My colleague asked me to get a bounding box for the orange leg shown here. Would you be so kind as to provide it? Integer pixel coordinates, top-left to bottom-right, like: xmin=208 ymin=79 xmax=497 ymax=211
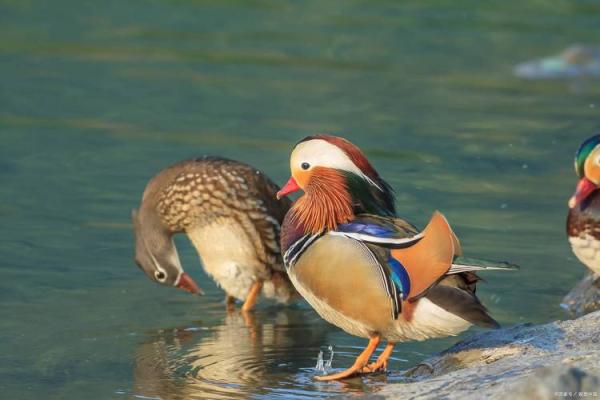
xmin=241 ymin=281 xmax=263 ymax=312
xmin=315 ymin=336 xmax=381 ymax=381
xmin=361 ymin=342 xmax=394 ymax=373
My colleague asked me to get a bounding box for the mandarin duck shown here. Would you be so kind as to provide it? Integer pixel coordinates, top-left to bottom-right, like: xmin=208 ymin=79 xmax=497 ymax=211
xmin=276 ymin=135 xmax=518 ymax=381
xmin=567 ymin=134 xmax=600 ymax=276
xmin=132 ymin=156 xmax=297 ymax=311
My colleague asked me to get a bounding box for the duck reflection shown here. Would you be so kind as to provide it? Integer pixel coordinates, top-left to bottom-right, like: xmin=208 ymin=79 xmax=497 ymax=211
xmin=132 ymin=308 xmax=330 ymax=399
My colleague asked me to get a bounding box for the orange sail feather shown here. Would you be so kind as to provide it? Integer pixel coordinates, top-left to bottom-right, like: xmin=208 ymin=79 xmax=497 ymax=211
xmin=391 ymin=211 xmax=455 ymax=300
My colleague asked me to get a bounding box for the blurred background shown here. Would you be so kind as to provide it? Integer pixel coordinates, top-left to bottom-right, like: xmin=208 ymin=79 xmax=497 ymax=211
xmin=1 ymin=1 xmax=599 ymax=399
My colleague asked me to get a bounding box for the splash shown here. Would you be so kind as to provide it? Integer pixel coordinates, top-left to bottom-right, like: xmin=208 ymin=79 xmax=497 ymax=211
xmin=315 ymin=345 xmax=334 ymax=374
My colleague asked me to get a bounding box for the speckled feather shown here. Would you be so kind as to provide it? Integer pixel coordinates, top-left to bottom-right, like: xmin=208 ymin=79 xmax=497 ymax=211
xmin=138 ymin=156 xmax=296 ymax=302
xmin=147 ymin=157 xmax=289 ymax=271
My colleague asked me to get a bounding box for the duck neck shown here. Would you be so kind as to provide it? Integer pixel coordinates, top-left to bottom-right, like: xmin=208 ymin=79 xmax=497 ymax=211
xmin=290 ymin=168 xmax=354 ymax=234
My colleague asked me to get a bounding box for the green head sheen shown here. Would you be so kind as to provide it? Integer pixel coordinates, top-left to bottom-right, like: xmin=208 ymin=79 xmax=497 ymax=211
xmin=575 ymin=134 xmax=600 ymax=178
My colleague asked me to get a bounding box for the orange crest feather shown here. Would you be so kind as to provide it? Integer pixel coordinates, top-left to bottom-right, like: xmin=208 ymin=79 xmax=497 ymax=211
xmin=291 ymin=167 xmax=354 ymax=233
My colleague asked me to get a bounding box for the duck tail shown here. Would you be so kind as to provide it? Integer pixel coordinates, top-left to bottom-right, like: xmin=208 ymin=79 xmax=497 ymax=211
xmin=449 ymin=256 xmax=520 ymax=274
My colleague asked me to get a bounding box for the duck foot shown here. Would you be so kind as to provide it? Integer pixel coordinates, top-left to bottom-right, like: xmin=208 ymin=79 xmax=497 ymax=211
xmin=315 ymin=336 xmax=380 ymax=381
xmin=361 ymin=342 xmax=395 ymax=373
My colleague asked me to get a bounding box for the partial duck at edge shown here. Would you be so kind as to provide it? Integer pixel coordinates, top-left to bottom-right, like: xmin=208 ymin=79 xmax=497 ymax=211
xmin=567 ymin=134 xmax=600 ymax=276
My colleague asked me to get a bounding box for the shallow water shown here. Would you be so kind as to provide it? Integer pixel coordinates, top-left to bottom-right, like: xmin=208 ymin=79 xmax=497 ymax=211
xmin=2 ymin=1 xmax=600 ymax=399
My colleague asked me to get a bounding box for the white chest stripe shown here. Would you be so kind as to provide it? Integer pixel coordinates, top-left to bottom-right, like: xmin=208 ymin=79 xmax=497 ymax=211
xmin=328 ymin=230 xmax=424 ymax=246
xmin=284 ymin=233 xmax=322 ymax=268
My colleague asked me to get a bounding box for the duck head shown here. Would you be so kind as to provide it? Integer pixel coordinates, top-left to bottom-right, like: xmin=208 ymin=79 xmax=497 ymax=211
xmin=277 ymin=134 xmax=395 ymax=233
xmin=569 ymin=134 xmax=600 ymax=209
xmin=132 ymin=208 xmax=203 ymax=295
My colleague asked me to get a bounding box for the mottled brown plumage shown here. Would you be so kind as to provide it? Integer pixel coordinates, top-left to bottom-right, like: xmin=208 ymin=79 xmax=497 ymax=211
xmin=133 ymin=156 xmax=298 ymax=309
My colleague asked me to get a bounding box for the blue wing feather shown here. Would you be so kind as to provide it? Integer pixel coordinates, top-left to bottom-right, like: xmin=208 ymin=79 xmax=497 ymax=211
xmin=388 ymin=257 xmax=411 ymax=300
xmin=333 ymin=220 xmax=423 ymax=247
xmin=337 ymin=222 xmax=399 ymax=237
xmin=336 ymin=217 xmax=415 ymax=303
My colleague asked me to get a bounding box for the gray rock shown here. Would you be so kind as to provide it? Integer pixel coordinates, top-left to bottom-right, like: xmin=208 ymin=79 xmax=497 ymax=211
xmin=562 ymin=272 xmax=600 ymax=317
xmin=513 ymin=366 xmax=600 ymax=400
xmin=380 ymin=311 xmax=600 ymax=399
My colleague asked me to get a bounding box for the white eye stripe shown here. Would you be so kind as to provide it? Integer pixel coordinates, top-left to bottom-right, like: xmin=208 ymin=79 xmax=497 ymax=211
xmin=293 ymin=139 xmax=382 ymax=191
xmin=154 ymin=270 xmax=167 ymax=282
xmin=147 ymin=248 xmax=169 ymax=282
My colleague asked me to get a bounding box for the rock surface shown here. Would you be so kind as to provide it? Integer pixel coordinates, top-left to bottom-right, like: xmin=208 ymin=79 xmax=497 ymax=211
xmin=562 ymin=272 xmax=600 ymax=317
xmin=379 ymin=311 xmax=600 ymax=399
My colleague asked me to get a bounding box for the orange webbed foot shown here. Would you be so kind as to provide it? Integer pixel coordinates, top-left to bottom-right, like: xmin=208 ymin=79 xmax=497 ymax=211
xmin=360 ymin=343 xmax=394 ymax=373
xmin=315 ymin=364 xmax=364 ymax=381
xmin=314 ymin=336 xmax=380 ymax=381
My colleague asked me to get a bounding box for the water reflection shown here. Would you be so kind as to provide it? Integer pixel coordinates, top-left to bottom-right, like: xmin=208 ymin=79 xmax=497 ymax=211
xmin=5 ymin=0 xmax=600 ymax=398
xmin=132 ymin=308 xmax=338 ymax=399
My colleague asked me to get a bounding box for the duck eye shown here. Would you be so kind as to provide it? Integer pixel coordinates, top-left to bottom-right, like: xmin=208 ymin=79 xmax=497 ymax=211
xmin=301 ymin=162 xmax=310 ymax=170
xmin=155 ymin=271 xmax=166 ymax=282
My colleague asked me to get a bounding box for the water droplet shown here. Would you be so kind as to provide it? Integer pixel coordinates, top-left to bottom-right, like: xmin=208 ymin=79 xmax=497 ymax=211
xmin=325 ymin=345 xmax=334 ymax=369
xmin=314 ymin=346 xmax=335 ymax=374
xmin=315 ymin=350 xmax=324 ymax=372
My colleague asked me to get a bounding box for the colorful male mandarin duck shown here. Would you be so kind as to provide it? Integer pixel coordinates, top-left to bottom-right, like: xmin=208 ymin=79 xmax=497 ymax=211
xmin=567 ymin=135 xmax=600 ymax=276
xmin=133 ymin=157 xmax=297 ymax=311
xmin=277 ymin=135 xmax=518 ymax=381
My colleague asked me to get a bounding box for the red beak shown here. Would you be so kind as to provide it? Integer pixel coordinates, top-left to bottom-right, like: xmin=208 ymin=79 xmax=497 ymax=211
xmin=276 ymin=177 xmax=301 ymax=199
xmin=176 ymin=272 xmax=204 ymax=295
xmin=569 ymin=177 xmax=597 ymax=208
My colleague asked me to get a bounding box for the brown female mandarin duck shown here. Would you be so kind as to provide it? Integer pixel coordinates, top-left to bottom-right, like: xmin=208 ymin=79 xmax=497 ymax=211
xmin=132 ymin=157 xmax=297 ymax=311
xmin=277 ymin=135 xmax=518 ymax=381
xmin=567 ymin=134 xmax=600 ymax=275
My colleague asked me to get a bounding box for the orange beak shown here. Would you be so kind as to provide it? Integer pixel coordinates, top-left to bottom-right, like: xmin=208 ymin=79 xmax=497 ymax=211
xmin=176 ymin=272 xmax=204 ymax=295
xmin=569 ymin=177 xmax=597 ymax=208
xmin=276 ymin=177 xmax=301 ymax=199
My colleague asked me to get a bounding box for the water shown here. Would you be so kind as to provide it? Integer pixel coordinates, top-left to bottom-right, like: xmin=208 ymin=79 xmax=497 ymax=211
xmin=1 ymin=0 xmax=600 ymax=398
xmin=314 ymin=346 xmax=334 ymax=375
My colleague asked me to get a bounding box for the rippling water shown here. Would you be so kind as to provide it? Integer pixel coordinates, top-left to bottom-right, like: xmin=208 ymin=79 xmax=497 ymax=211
xmin=2 ymin=0 xmax=600 ymax=398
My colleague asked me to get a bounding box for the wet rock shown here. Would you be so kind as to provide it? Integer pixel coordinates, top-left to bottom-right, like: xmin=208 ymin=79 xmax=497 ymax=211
xmin=380 ymin=311 xmax=600 ymax=399
xmin=562 ymin=272 xmax=600 ymax=317
xmin=513 ymin=366 xmax=600 ymax=400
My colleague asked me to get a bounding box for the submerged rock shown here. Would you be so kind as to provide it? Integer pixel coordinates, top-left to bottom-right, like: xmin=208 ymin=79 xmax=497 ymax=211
xmin=562 ymin=272 xmax=600 ymax=317
xmin=380 ymin=311 xmax=600 ymax=399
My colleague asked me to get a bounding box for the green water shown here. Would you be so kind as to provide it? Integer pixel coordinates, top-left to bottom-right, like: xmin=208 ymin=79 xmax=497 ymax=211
xmin=2 ymin=1 xmax=600 ymax=398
